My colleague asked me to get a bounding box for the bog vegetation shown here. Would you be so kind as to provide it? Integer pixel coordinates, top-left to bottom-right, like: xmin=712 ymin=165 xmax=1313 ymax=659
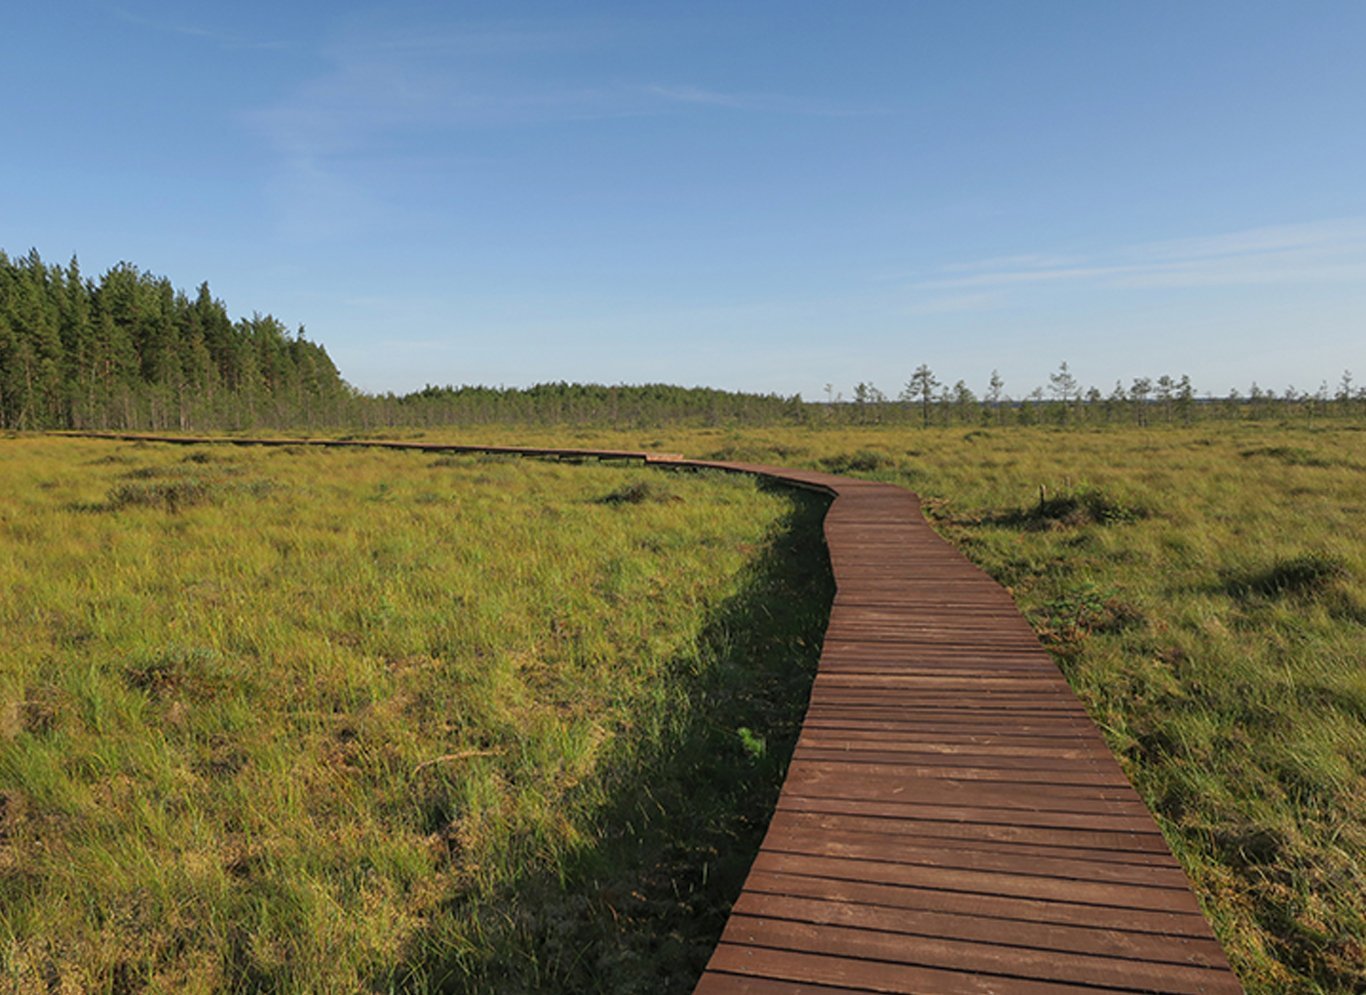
xmin=0 ymin=438 xmax=831 ymax=992
xmin=377 ymin=420 xmax=1361 ymax=994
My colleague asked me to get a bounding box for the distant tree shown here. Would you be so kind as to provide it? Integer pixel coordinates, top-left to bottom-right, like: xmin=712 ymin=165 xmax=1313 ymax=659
xmin=951 ymin=380 xmax=976 ymax=424
xmin=1083 ymin=385 xmax=1102 ymax=422
xmin=1105 ymin=380 xmax=1126 ymax=423
xmin=1155 ymin=374 xmax=1175 ymax=422
xmin=1048 ymin=361 xmax=1078 ymax=424
xmin=1048 ymin=361 xmax=1077 ymax=403
xmin=902 ymin=364 xmax=939 ymax=428
xmin=983 ymin=369 xmax=1005 ymax=424
xmin=1130 ymin=377 xmax=1152 ymax=426
xmin=1175 ymin=374 xmax=1195 ymax=425
xmin=936 ymin=383 xmax=953 ymax=425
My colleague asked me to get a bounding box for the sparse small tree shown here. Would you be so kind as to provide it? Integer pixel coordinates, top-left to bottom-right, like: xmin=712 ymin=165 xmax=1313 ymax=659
xmin=1130 ymin=377 xmax=1152 ymax=426
xmin=1155 ymin=374 xmax=1175 ymax=422
xmin=951 ymin=379 xmax=976 ymax=425
xmin=1106 ymin=380 xmax=1126 ymax=423
xmin=902 ymin=364 xmax=939 ymax=429
xmin=1175 ymin=374 xmax=1194 ymax=425
xmin=1337 ymin=370 xmax=1354 ymax=403
xmin=1049 ymin=361 xmax=1078 ymax=424
xmin=1083 ymin=385 xmax=1102 ymax=422
xmin=984 ymin=369 xmax=1005 ymax=424
xmin=1048 ymin=361 xmax=1077 ymax=403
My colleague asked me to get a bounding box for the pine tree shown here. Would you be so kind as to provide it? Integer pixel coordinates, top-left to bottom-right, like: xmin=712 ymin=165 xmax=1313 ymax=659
xmin=902 ymin=364 xmax=939 ymax=429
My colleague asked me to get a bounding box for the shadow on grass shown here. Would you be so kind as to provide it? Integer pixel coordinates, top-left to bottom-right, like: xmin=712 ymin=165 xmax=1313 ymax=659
xmin=391 ymin=484 xmax=834 ymax=994
xmin=1222 ymin=552 xmax=1349 ymax=600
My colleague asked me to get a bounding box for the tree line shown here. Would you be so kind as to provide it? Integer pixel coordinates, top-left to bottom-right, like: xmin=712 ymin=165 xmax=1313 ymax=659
xmin=835 ymin=361 xmax=1364 ymax=428
xmin=0 ymin=249 xmax=349 ymax=430
xmin=3 ymin=249 xmax=1361 ymax=431
xmin=359 ymin=381 xmax=803 ymax=429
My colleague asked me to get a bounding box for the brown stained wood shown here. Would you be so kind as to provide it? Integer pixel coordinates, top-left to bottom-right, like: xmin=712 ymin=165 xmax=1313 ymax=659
xmin=758 ymin=828 xmax=1194 ymax=890
xmin=794 ymin=731 xmax=1123 ymax=760
xmin=776 ymin=794 xmax=1168 ymax=836
xmin=705 ymin=945 xmax=1116 ymax=995
xmin=770 ymin=811 xmax=1176 ymax=861
xmin=60 ymin=435 xmax=1241 ymax=993
xmin=720 ymin=916 xmax=1241 ymax=995
xmin=680 ymin=461 xmax=1243 ymax=993
xmin=739 ymin=869 xmax=1212 ymax=938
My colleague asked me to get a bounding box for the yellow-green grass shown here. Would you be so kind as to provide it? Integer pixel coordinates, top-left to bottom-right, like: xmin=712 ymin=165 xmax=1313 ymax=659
xmin=10 ymin=422 xmax=1364 ymax=992
xmin=0 ymin=437 xmax=832 ymax=993
xmin=398 ymin=420 xmax=1361 ymax=994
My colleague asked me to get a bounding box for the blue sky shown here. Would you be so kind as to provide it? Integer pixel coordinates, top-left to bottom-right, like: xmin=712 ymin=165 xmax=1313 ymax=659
xmin=4 ymin=1 xmax=1364 ymax=399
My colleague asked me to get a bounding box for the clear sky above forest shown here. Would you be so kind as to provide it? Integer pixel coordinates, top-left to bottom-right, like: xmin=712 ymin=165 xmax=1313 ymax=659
xmin=4 ymin=1 xmax=1364 ymax=398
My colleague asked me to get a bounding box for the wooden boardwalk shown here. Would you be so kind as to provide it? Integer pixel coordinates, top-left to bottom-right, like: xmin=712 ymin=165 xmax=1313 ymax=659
xmin=56 ymin=434 xmax=1242 ymax=992
xmin=677 ymin=461 xmax=1242 ymax=994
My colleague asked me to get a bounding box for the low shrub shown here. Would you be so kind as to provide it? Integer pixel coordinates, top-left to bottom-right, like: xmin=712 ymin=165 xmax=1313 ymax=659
xmin=1032 ymin=583 xmax=1144 ymax=649
xmin=999 ymin=484 xmax=1148 ymax=529
xmin=597 ymin=481 xmax=681 ymax=505
xmin=106 ymin=477 xmax=221 ymax=512
xmin=1239 ymin=446 xmax=1337 ymax=468
xmin=818 ymin=449 xmax=895 ymax=474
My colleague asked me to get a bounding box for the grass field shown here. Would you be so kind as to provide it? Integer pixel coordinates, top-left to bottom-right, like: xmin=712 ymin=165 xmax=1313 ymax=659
xmin=3 ymin=422 xmax=1363 ymax=993
xmin=0 ymin=437 xmax=831 ymax=993
xmin=355 ymin=419 xmax=1364 ymax=994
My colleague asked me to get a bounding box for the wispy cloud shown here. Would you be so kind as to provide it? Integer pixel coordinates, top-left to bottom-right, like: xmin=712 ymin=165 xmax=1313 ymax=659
xmin=937 ymin=252 xmax=1085 ymax=274
xmin=645 ymin=84 xmax=883 ymax=117
xmin=104 ymin=3 xmax=287 ymax=51
xmin=242 ymin=17 xmax=876 ymax=239
xmin=247 ymin=25 xmax=874 ymax=159
xmin=905 ymin=291 xmax=1006 ymax=315
xmin=916 ymin=219 xmax=1366 ymax=295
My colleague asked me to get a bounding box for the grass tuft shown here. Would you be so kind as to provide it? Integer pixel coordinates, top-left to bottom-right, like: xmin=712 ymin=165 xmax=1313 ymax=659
xmin=123 ymin=645 xmax=230 ymax=700
xmin=182 ymin=450 xmax=229 ymax=465
xmin=1224 ymin=552 xmax=1351 ymax=600
xmin=1001 ymin=483 xmax=1148 ymax=529
xmin=818 ymin=449 xmax=895 ymax=473
xmin=1240 ymin=445 xmax=1339 ymax=468
xmin=1031 ymin=584 xmax=1144 ymax=652
xmin=106 ymin=477 xmax=222 ymax=512
xmin=597 ymin=480 xmax=681 ymax=505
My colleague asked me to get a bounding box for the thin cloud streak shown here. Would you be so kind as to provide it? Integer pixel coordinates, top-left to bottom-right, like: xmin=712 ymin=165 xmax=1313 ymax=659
xmin=918 ymin=218 xmax=1366 ymax=293
xmin=104 ymin=3 xmax=288 ymax=50
xmin=247 ymin=19 xmax=877 ymax=155
xmin=645 ymin=83 xmax=885 ymax=117
xmin=243 ymin=18 xmax=881 ymax=239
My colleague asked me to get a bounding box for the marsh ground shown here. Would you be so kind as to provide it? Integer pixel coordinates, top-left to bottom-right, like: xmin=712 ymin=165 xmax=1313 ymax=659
xmin=0 ymin=438 xmax=831 ymax=992
xmin=2 ymin=421 xmax=1363 ymax=993
xmin=378 ymin=419 xmax=1364 ymax=993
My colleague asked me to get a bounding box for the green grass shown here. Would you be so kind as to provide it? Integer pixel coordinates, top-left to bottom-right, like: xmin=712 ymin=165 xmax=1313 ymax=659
xmin=6 ymin=422 xmax=1364 ymax=993
xmin=0 ymin=438 xmax=831 ymax=993
xmin=391 ymin=421 xmax=1364 ymax=994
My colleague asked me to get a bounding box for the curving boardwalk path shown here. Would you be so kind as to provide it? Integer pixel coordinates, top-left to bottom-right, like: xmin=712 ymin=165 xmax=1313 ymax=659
xmin=675 ymin=462 xmax=1242 ymax=994
xmin=56 ymin=434 xmax=1242 ymax=993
